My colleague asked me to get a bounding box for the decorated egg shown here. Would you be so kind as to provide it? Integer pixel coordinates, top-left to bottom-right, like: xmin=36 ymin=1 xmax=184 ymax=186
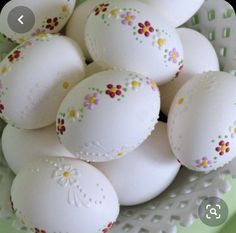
xmin=66 ymin=0 xmax=105 ymax=60
xmin=85 ymin=0 xmax=184 ymax=85
xmin=168 ymin=71 xmax=236 ymax=172
xmin=93 ymin=122 xmax=180 ymax=206
xmin=139 ymin=0 xmax=204 ymax=27
xmin=0 ymin=0 xmax=76 ymax=43
xmin=0 ymin=33 xmax=16 ymax=62
xmin=0 ymin=34 xmax=85 ymax=129
xmin=57 ymin=70 xmax=160 ymax=162
xmin=11 ymin=157 xmax=119 ymax=233
xmin=2 ymin=124 xmax=75 ymax=174
xmin=160 ymin=28 xmax=219 ymax=115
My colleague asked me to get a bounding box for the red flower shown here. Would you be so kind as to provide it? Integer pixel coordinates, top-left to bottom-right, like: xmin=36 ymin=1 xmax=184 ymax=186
xmin=175 ymin=64 xmax=184 ymax=79
xmin=102 ymin=222 xmax=114 ymax=233
xmin=138 ymin=21 xmax=154 ymax=37
xmin=95 ymin=3 xmax=110 ymax=16
xmin=215 ymin=140 xmax=230 ymax=156
xmin=35 ymin=228 xmax=46 ymax=233
xmin=106 ymin=84 xmax=122 ymax=98
xmin=57 ymin=118 xmax=66 ymax=135
xmin=0 ymin=102 xmax=4 ymax=114
xmin=46 ymin=17 xmax=59 ymax=30
xmin=8 ymin=50 xmax=21 ymax=63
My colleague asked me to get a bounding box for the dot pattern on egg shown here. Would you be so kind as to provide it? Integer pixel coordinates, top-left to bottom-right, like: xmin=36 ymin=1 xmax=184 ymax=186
xmin=44 ymin=158 xmax=106 ymax=208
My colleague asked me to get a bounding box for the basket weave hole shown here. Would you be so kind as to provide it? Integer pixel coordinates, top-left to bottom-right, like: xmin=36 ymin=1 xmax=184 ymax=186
xmin=203 ymin=179 xmax=213 ymax=188
xmin=122 ymin=224 xmax=133 ymax=232
xmin=151 ymin=215 xmax=162 ymax=223
xmin=178 ymin=201 xmax=188 ymax=209
xmin=138 ymin=228 xmax=149 ymax=233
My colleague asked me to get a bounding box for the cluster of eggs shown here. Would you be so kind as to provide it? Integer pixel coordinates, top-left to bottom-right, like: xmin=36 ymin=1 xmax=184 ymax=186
xmin=0 ymin=0 xmax=236 ymax=233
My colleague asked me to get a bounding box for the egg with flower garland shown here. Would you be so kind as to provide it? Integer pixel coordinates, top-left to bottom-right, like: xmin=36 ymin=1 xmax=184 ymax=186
xmin=57 ymin=70 xmax=160 ymax=162
xmin=168 ymin=71 xmax=236 ymax=172
xmin=0 ymin=0 xmax=76 ymax=43
xmin=0 ymin=34 xmax=85 ymax=129
xmin=85 ymin=0 xmax=184 ymax=85
xmin=11 ymin=157 xmax=119 ymax=233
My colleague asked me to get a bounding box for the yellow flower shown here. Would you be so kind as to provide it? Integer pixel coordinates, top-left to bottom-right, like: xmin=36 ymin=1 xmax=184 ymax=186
xmin=63 ymin=81 xmax=70 ymax=90
xmin=62 ymin=4 xmax=69 ymax=13
xmin=157 ymin=38 xmax=166 ymax=48
xmin=178 ymin=98 xmax=184 ymax=105
xmin=0 ymin=65 xmax=10 ymax=76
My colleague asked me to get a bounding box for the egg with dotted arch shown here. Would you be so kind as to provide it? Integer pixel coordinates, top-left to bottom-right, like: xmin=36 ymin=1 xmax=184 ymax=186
xmin=85 ymin=0 xmax=184 ymax=85
xmin=168 ymin=71 xmax=236 ymax=172
xmin=56 ymin=70 xmax=160 ymax=162
xmin=0 ymin=34 xmax=85 ymax=129
xmin=11 ymin=157 xmax=119 ymax=233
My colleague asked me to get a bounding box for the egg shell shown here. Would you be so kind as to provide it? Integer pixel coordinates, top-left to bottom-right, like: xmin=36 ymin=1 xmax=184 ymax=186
xmin=57 ymin=70 xmax=160 ymax=162
xmin=11 ymin=157 xmax=119 ymax=233
xmin=0 ymin=0 xmax=76 ymax=43
xmin=160 ymin=28 xmax=219 ymax=115
xmin=85 ymin=0 xmax=184 ymax=85
xmin=139 ymin=0 xmax=204 ymax=27
xmin=168 ymin=71 xmax=236 ymax=172
xmin=2 ymin=124 xmax=75 ymax=174
xmin=93 ymin=122 xmax=180 ymax=206
xmin=66 ymin=0 xmax=105 ymax=60
xmin=0 ymin=34 xmax=85 ymax=129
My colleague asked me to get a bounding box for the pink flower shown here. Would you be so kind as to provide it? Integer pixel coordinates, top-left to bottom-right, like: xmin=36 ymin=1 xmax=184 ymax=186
xmin=196 ymin=157 xmax=212 ymax=168
xmin=83 ymin=93 xmax=100 ymax=110
xmin=168 ymin=48 xmax=179 ymax=63
xmin=121 ymin=12 xmax=136 ymax=26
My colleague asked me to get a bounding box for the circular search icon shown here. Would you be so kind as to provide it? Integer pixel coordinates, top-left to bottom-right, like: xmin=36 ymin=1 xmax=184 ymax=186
xmin=198 ymin=196 xmax=228 ymax=227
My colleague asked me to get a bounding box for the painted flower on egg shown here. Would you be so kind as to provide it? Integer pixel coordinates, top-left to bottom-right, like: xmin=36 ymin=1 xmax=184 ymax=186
xmin=95 ymin=3 xmax=110 ymax=16
xmin=57 ymin=118 xmax=66 ymax=135
xmin=106 ymin=84 xmax=122 ymax=98
xmin=83 ymin=93 xmax=100 ymax=110
xmin=121 ymin=12 xmax=136 ymax=26
xmin=53 ymin=164 xmax=80 ymax=187
xmin=45 ymin=17 xmax=59 ymax=31
xmin=168 ymin=48 xmax=179 ymax=63
xmin=196 ymin=157 xmax=212 ymax=169
xmin=138 ymin=21 xmax=154 ymax=37
xmin=215 ymin=140 xmax=230 ymax=156
xmin=8 ymin=50 xmax=21 ymax=63
xmin=102 ymin=222 xmax=114 ymax=233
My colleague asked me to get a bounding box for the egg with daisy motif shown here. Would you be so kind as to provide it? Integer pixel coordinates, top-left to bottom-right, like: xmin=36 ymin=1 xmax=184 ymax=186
xmin=0 ymin=34 xmax=85 ymax=129
xmin=11 ymin=157 xmax=119 ymax=233
xmin=85 ymin=0 xmax=184 ymax=85
xmin=57 ymin=70 xmax=160 ymax=162
xmin=168 ymin=71 xmax=236 ymax=172
xmin=0 ymin=0 xmax=76 ymax=43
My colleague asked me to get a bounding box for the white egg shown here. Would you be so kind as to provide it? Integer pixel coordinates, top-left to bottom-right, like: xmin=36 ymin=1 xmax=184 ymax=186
xmin=2 ymin=124 xmax=75 ymax=174
xmin=0 ymin=34 xmax=85 ymax=129
xmin=168 ymin=71 xmax=236 ymax=172
xmin=160 ymin=28 xmax=219 ymax=115
xmin=0 ymin=0 xmax=76 ymax=43
xmin=139 ymin=0 xmax=204 ymax=27
xmin=93 ymin=122 xmax=180 ymax=206
xmin=57 ymin=70 xmax=160 ymax=162
xmin=85 ymin=0 xmax=184 ymax=85
xmin=66 ymin=0 xmax=105 ymax=60
xmin=11 ymin=157 xmax=119 ymax=233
